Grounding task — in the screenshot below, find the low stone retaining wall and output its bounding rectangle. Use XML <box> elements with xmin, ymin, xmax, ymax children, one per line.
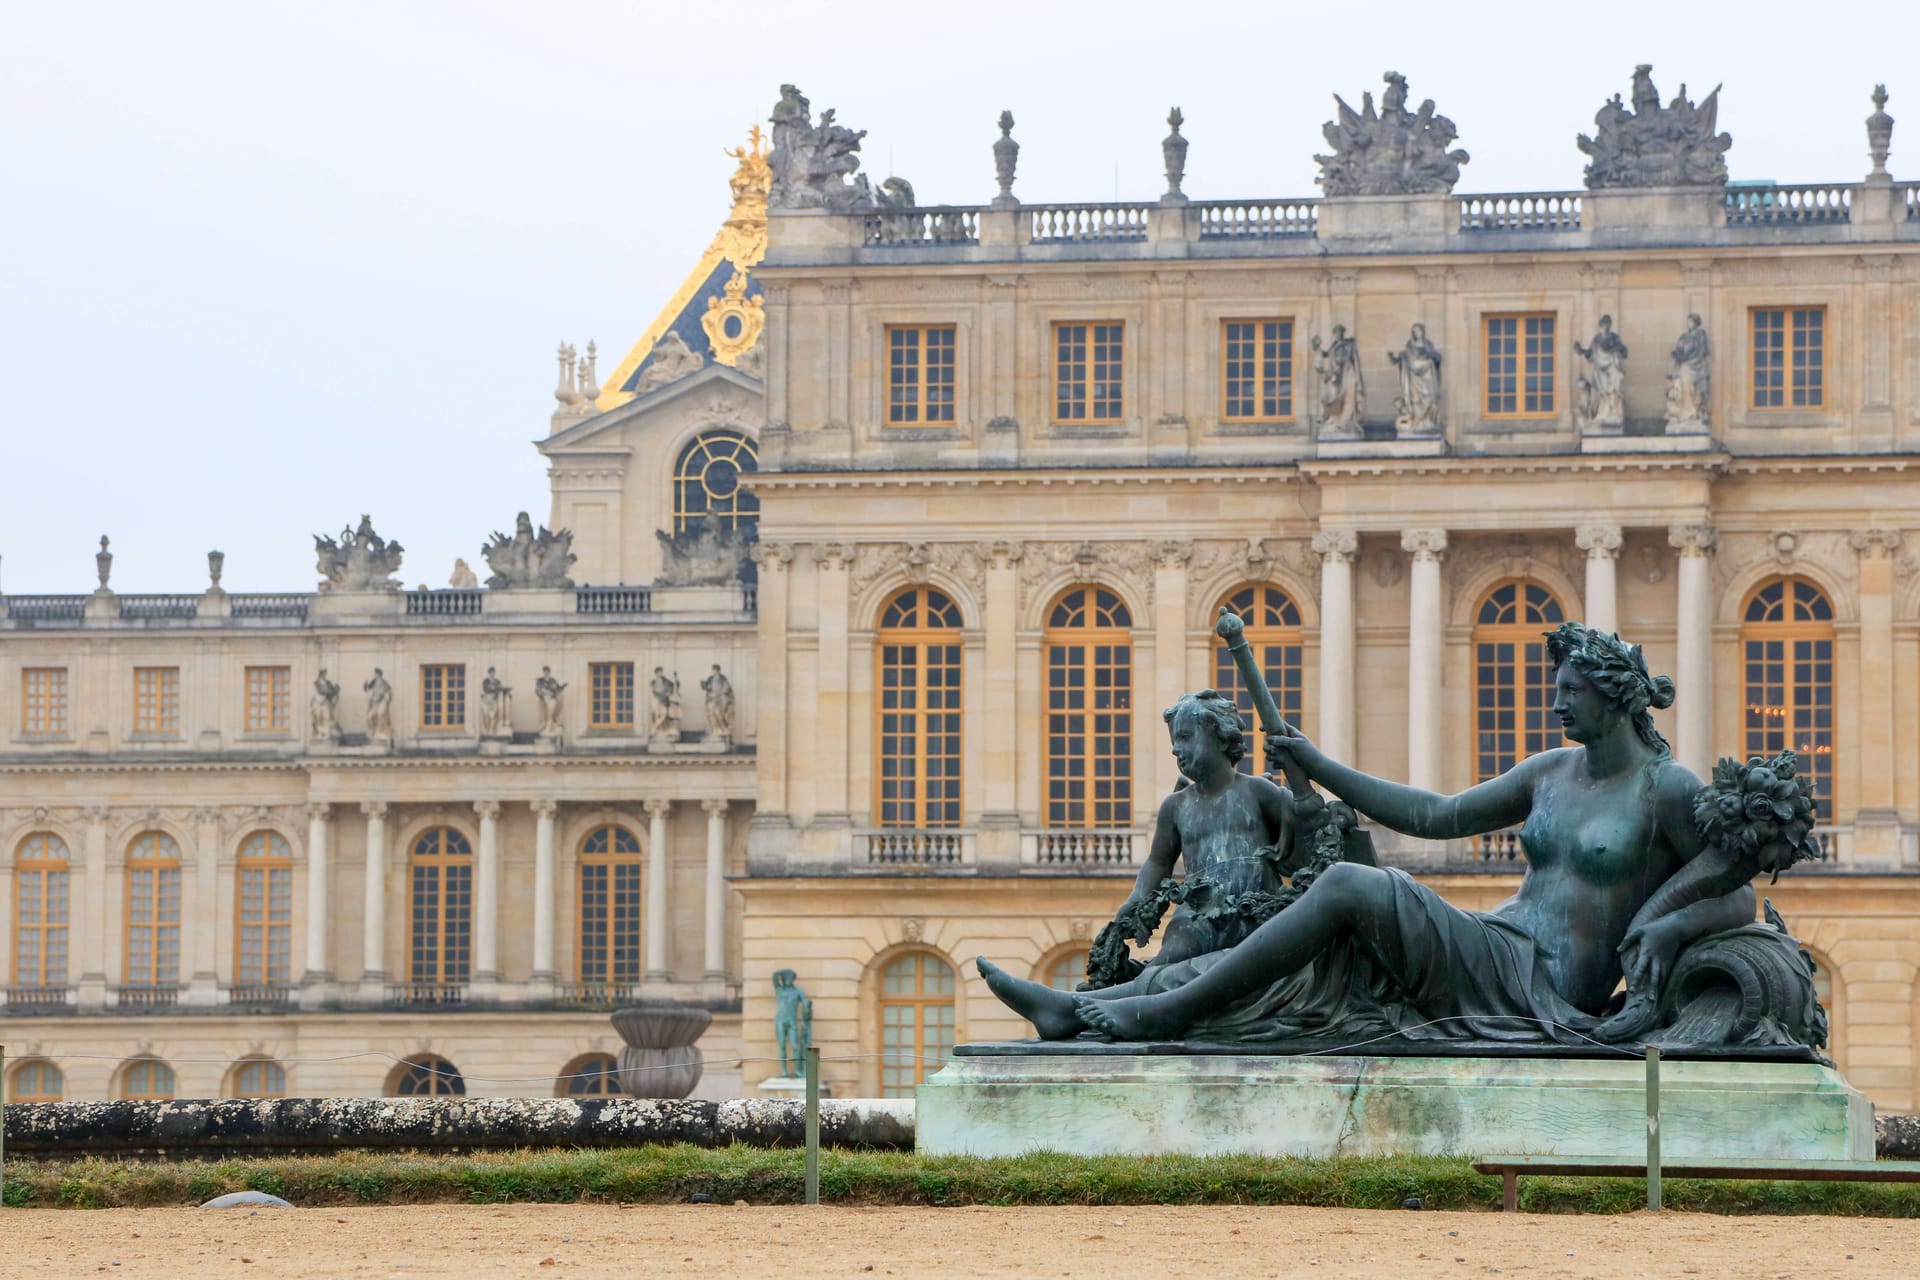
<box><xmin>4</xmin><ymin>1098</ymin><xmax>1913</xmax><ymax>1162</ymax></box>
<box><xmin>2</xmin><ymin>1097</ymin><xmax>914</xmax><ymax>1159</ymax></box>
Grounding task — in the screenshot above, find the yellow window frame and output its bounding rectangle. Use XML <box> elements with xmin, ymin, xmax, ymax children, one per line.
<box><xmin>1483</xmin><ymin>313</ymin><xmax>1558</xmax><ymax>419</ymax></box>
<box><xmin>1220</xmin><ymin>318</ymin><xmax>1296</xmax><ymax>422</ymax></box>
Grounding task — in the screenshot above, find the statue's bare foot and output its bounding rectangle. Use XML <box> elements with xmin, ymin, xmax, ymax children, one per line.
<box><xmin>1072</xmin><ymin>993</ymin><xmax>1181</xmax><ymax>1042</ymax></box>
<box><xmin>976</xmin><ymin>958</ymin><xmax>1083</xmax><ymax>1040</ymax></box>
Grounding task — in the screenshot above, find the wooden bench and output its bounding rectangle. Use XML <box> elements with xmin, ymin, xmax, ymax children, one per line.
<box><xmin>1473</xmin><ymin>1155</ymin><xmax>1920</xmax><ymax>1211</ymax></box>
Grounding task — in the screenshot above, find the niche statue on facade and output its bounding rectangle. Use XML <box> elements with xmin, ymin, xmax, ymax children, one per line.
<box><xmin>315</xmin><ymin>516</ymin><xmax>404</xmax><ymax>592</ymax></box>
<box><xmin>1388</xmin><ymin>323</ymin><xmax>1443</xmax><ymax>435</ymax></box>
<box><xmin>1310</xmin><ymin>326</ymin><xmax>1365</xmax><ymax>438</ymax></box>
<box><xmin>481</xmin><ymin>512</ymin><xmax>576</xmax><ymax>590</ymax></box>
<box><xmin>479</xmin><ymin>667</ymin><xmax>513</xmax><ymax>738</ymax></box>
<box><xmin>648</xmin><ymin>667</ymin><xmax>684</xmax><ymax>744</ymax></box>
<box><xmin>1664</xmin><ymin>314</ymin><xmax>1712</xmax><ymax>432</ymax></box>
<box><xmin>310</xmin><ymin>669</ymin><xmax>342</xmax><ymax>744</ymax></box>
<box><xmin>535</xmin><ymin>666</ymin><xmax>566</xmax><ymax>740</ymax></box>
<box><xmin>1315</xmin><ymin>71</ymin><xmax>1470</xmax><ymax>196</ymax></box>
<box><xmin>701</xmin><ymin>664</ymin><xmax>735</xmax><ymax>746</ymax></box>
<box><xmin>1574</xmin><ymin>315</ymin><xmax>1630</xmax><ymax>433</ymax></box>
<box><xmin>363</xmin><ymin>668</ymin><xmax>394</xmax><ymax>743</ymax></box>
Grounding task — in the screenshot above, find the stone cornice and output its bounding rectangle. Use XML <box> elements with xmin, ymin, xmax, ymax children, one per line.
<box><xmin>746</xmin><ymin>467</ymin><xmax>1304</xmax><ymax>493</ymax></box>
<box><xmin>0</xmin><ymin>751</ymin><xmax>757</xmax><ymax>775</ymax></box>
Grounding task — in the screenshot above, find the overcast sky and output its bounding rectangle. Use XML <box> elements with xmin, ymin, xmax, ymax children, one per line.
<box><xmin>2</xmin><ymin>0</ymin><xmax>1911</xmax><ymax>594</ymax></box>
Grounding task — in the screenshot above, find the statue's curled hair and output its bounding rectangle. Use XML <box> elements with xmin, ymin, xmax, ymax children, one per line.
<box><xmin>1543</xmin><ymin>622</ymin><xmax>1676</xmax><ymax>753</ymax></box>
<box><xmin>1162</xmin><ymin>689</ymin><xmax>1247</xmax><ymax>764</ymax></box>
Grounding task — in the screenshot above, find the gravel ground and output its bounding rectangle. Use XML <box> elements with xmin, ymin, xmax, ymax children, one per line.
<box><xmin>5</xmin><ymin>1202</ymin><xmax>1912</xmax><ymax>1279</ymax></box>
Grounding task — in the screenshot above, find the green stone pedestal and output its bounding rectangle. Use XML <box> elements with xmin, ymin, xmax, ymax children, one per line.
<box><xmin>915</xmin><ymin>1051</ymin><xmax>1872</xmax><ymax>1160</ymax></box>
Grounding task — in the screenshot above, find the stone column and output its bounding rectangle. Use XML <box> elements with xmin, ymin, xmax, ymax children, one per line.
<box><xmin>1575</xmin><ymin>523</ymin><xmax>1623</xmax><ymax>634</ymax></box>
<box><xmin>1312</xmin><ymin>530</ymin><xmax>1359</xmax><ymax>765</ymax></box>
<box><xmin>644</xmin><ymin>799</ymin><xmax>671</xmax><ymax>982</ymax></box>
<box><xmin>359</xmin><ymin>801</ymin><xmax>388</xmax><ymax>994</ymax></box>
<box><xmin>979</xmin><ymin>541</ymin><xmax>1023</xmax><ymax>853</ymax></box>
<box><xmin>299</xmin><ymin>803</ymin><xmax>332</xmax><ymax>1006</ymax></box>
<box><xmin>76</xmin><ymin>805</ymin><xmax>110</xmax><ymax>1009</ymax></box>
<box><xmin>472</xmin><ymin>800</ymin><xmax>501</xmax><ymax>983</ymax></box>
<box><xmin>1151</xmin><ymin>541</ymin><xmax>1192</xmax><ymax>797</ymax></box>
<box><xmin>1668</xmin><ymin>525</ymin><xmax>1716</xmax><ymax>779</ymax></box>
<box><xmin>751</xmin><ymin>544</ymin><xmax>793</xmax><ymax>816</ymax></box>
<box><xmin>813</xmin><ymin>544</ymin><xmax>853</xmax><ymax>822</ymax></box>
<box><xmin>1851</xmin><ymin>529</ymin><xmax>1904</xmax><ymax>864</ymax></box>
<box><xmin>186</xmin><ymin>808</ymin><xmax>222</xmax><ymax>1006</ymax></box>
<box><xmin>702</xmin><ymin>799</ymin><xmax>728</xmax><ymax>982</ymax></box>
<box><xmin>531</xmin><ymin>799</ymin><xmax>558</xmax><ymax>982</ymax></box>
<box><xmin>1401</xmin><ymin>529</ymin><xmax>1448</xmax><ymax>793</ymax></box>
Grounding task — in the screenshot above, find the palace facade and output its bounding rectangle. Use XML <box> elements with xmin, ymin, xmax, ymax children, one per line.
<box><xmin>5</xmin><ymin>71</ymin><xmax>1920</xmax><ymax>1110</ymax></box>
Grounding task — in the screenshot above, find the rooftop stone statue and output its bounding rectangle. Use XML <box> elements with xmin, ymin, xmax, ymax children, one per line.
<box><xmin>1579</xmin><ymin>65</ymin><xmax>1732</xmax><ymax>189</ymax></box>
<box><xmin>767</xmin><ymin>84</ymin><xmax>914</xmax><ymax>212</ymax></box>
<box><xmin>482</xmin><ymin>512</ymin><xmax>575</xmax><ymax>590</ymax></box>
<box><xmin>315</xmin><ymin>515</ymin><xmax>403</xmax><ymax>592</ymax></box>
<box><xmin>979</xmin><ymin>622</ymin><xmax>1828</xmax><ymax>1058</ymax></box>
<box><xmin>1315</xmin><ymin>71</ymin><xmax>1470</xmax><ymax>196</ymax></box>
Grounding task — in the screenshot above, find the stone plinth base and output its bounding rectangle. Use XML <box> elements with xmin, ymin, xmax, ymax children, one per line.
<box><xmin>758</xmin><ymin>1074</ymin><xmax>833</xmax><ymax>1100</ymax></box>
<box><xmin>916</xmin><ymin>1050</ymin><xmax>1872</xmax><ymax>1161</ymax></box>
<box><xmin>1316</xmin><ymin>436</ymin><xmax>1448</xmax><ymax>459</ymax></box>
<box><xmin>1579</xmin><ymin>432</ymin><xmax>1713</xmax><ymax>454</ymax></box>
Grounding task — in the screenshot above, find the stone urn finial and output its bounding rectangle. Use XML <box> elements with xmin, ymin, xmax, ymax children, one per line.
<box><xmin>95</xmin><ymin>535</ymin><xmax>113</xmax><ymax>591</ymax></box>
<box><xmin>610</xmin><ymin>999</ymin><xmax>712</xmax><ymax>1098</ymax></box>
<box><xmin>207</xmin><ymin>549</ymin><xmax>225</xmax><ymax>589</ymax></box>
<box><xmin>991</xmin><ymin>110</ymin><xmax>1019</xmax><ymax>209</ymax></box>
<box><xmin>1868</xmin><ymin>84</ymin><xmax>1894</xmax><ymax>179</ymax></box>
<box><xmin>1162</xmin><ymin>106</ymin><xmax>1188</xmax><ymax>204</ymax></box>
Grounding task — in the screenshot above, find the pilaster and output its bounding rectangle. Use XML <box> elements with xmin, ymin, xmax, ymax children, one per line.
<box><xmin>1668</xmin><ymin>524</ymin><xmax>1717</xmax><ymax>779</ymax></box>
<box><xmin>1850</xmin><ymin>529</ymin><xmax>1903</xmax><ymax>865</ymax></box>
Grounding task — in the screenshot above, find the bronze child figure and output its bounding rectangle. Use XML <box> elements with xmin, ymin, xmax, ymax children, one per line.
<box><xmin>978</xmin><ymin>689</ymin><xmax>1298</xmax><ymax>1036</ymax></box>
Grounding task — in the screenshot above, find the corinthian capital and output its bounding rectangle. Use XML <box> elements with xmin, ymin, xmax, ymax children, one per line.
<box><xmin>811</xmin><ymin>542</ymin><xmax>854</xmax><ymax>571</ymax></box>
<box><xmin>473</xmin><ymin>800</ymin><xmax>503</xmax><ymax>822</ymax></box>
<box><xmin>1667</xmin><ymin>524</ymin><xmax>1717</xmax><ymax>557</ymax></box>
<box><xmin>1850</xmin><ymin>528</ymin><xmax>1903</xmax><ymax>560</ymax></box>
<box><xmin>1311</xmin><ymin>529</ymin><xmax>1359</xmax><ymax>563</ymax></box>
<box><xmin>1400</xmin><ymin>528</ymin><xmax>1448</xmax><ymax>561</ymax></box>
<box><xmin>1575</xmin><ymin>522</ymin><xmax>1623</xmax><ymax>559</ymax></box>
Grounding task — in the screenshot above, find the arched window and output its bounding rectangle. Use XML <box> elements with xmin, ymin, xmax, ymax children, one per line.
<box><xmin>876</xmin><ymin>587</ymin><xmax>965</xmax><ymax>829</ymax></box>
<box><xmin>389</xmin><ymin>1054</ymin><xmax>466</xmax><ymax>1096</ymax></box>
<box><xmin>409</xmin><ymin>827</ymin><xmax>473</xmax><ymax>985</ymax></box>
<box><xmin>559</xmin><ymin>1052</ymin><xmax>623</xmax><ymax>1097</ymax></box>
<box><xmin>125</xmin><ymin>832</ymin><xmax>183</xmax><ymax>987</ymax></box>
<box><xmin>1743</xmin><ymin>577</ymin><xmax>1835</xmax><ymax>820</ymax></box>
<box><xmin>120</xmin><ymin>1058</ymin><xmax>176</xmax><ymax>1100</ymax></box>
<box><xmin>14</xmin><ymin>833</ymin><xmax>70</xmax><ymax>987</ymax></box>
<box><xmin>879</xmin><ymin>951</ymin><xmax>956</xmax><ymax>1098</ymax></box>
<box><xmin>1472</xmin><ymin>581</ymin><xmax>1567</xmax><ymax>785</ymax></box>
<box><xmin>235</xmin><ymin>831</ymin><xmax>293</xmax><ymax>987</ymax></box>
<box><xmin>1213</xmin><ymin>585</ymin><xmax>1305</xmax><ymax>775</ymax></box>
<box><xmin>1044</xmin><ymin>950</ymin><xmax>1088</xmax><ymax>992</ymax></box>
<box><xmin>10</xmin><ymin>1058</ymin><xmax>63</xmax><ymax>1103</ymax></box>
<box><xmin>1044</xmin><ymin>586</ymin><xmax>1133</xmax><ymax>829</ymax></box>
<box><xmin>577</xmin><ymin>824</ymin><xmax>642</xmax><ymax>988</ymax></box>
<box><xmin>230</xmin><ymin>1058</ymin><xmax>288</xmax><ymax>1098</ymax></box>
<box><xmin>673</xmin><ymin>429</ymin><xmax>759</xmax><ymax>536</ymax></box>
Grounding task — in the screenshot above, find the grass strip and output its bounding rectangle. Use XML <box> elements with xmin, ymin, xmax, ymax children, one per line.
<box><xmin>4</xmin><ymin>1146</ymin><xmax>1920</xmax><ymax>1215</ymax></box>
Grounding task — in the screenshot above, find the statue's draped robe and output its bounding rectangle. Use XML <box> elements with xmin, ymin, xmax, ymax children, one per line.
<box><xmin>1142</xmin><ymin>867</ymin><xmax>1601</xmax><ymax>1047</ymax></box>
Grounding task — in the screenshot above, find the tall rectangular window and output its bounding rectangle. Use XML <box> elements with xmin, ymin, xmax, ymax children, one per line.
<box><xmin>21</xmin><ymin>667</ymin><xmax>69</xmax><ymax>734</ymax></box>
<box><xmin>420</xmin><ymin>664</ymin><xmax>466</xmax><ymax>729</ymax></box>
<box><xmin>1221</xmin><ymin>319</ymin><xmax>1295</xmax><ymax>421</ymax></box>
<box><xmin>589</xmin><ymin>662</ymin><xmax>635</xmax><ymax>729</ymax></box>
<box><xmin>133</xmin><ymin>667</ymin><xmax>180</xmax><ymax>734</ymax></box>
<box><xmin>1484</xmin><ymin>314</ymin><xmax>1557</xmax><ymax>417</ymax></box>
<box><xmin>244</xmin><ymin>666</ymin><xmax>291</xmax><ymax>732</ymax></box>
<box><xmin>1751</xmin><ymin>306</ymin><xmax>1825</xmax><ymax>409</ymax></box>
<box><xmin>885</xmin><ymin>324</ymin><xmax>957</xmax><ymax>424</ymax></box>
<box><xmin>1053</xmin><ymin>321</ymin><xmax>1125</xmax><ymax>424</ymax></box>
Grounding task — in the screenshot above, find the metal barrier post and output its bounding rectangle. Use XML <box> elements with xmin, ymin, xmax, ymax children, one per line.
<box><xmin>804</xmin><ymin>1046</ymin><xmax>820</xmax><ymax>1206</ymax></box>
<box><xmin>1646</xmin><ymin>1044</ymin><xmax>1662</xmax><ymax>1212</ymax></box>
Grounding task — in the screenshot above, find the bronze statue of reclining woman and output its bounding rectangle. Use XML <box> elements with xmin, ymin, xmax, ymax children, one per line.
<box><xmin>979</xmin><ymin>622</ymin><xmax>1825</xmax><ymax>1052</ymax></box>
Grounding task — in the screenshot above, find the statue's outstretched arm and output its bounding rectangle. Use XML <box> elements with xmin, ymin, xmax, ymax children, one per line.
<box><xmin>1269</xmin><ymin>729</ymin><xmax>1536</xmax><ymax>840</ymax></box>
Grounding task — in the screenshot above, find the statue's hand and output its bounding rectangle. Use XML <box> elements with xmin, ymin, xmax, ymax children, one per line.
<box><xmin>1619</xmin><ymin>916</ymin><xmax>1684</xmax><ymax>998</ymax></box>
<box><xmin>1263</xmin><ymin>723</ymin><xmax>1319</xmax><ymax>780</ymax></box>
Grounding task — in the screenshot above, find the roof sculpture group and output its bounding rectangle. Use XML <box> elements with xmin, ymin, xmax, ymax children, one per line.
<box><xmin>766</xmin><ymin>67</ymin><xmax>1899</xmax><ymax>207</ymax></box>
